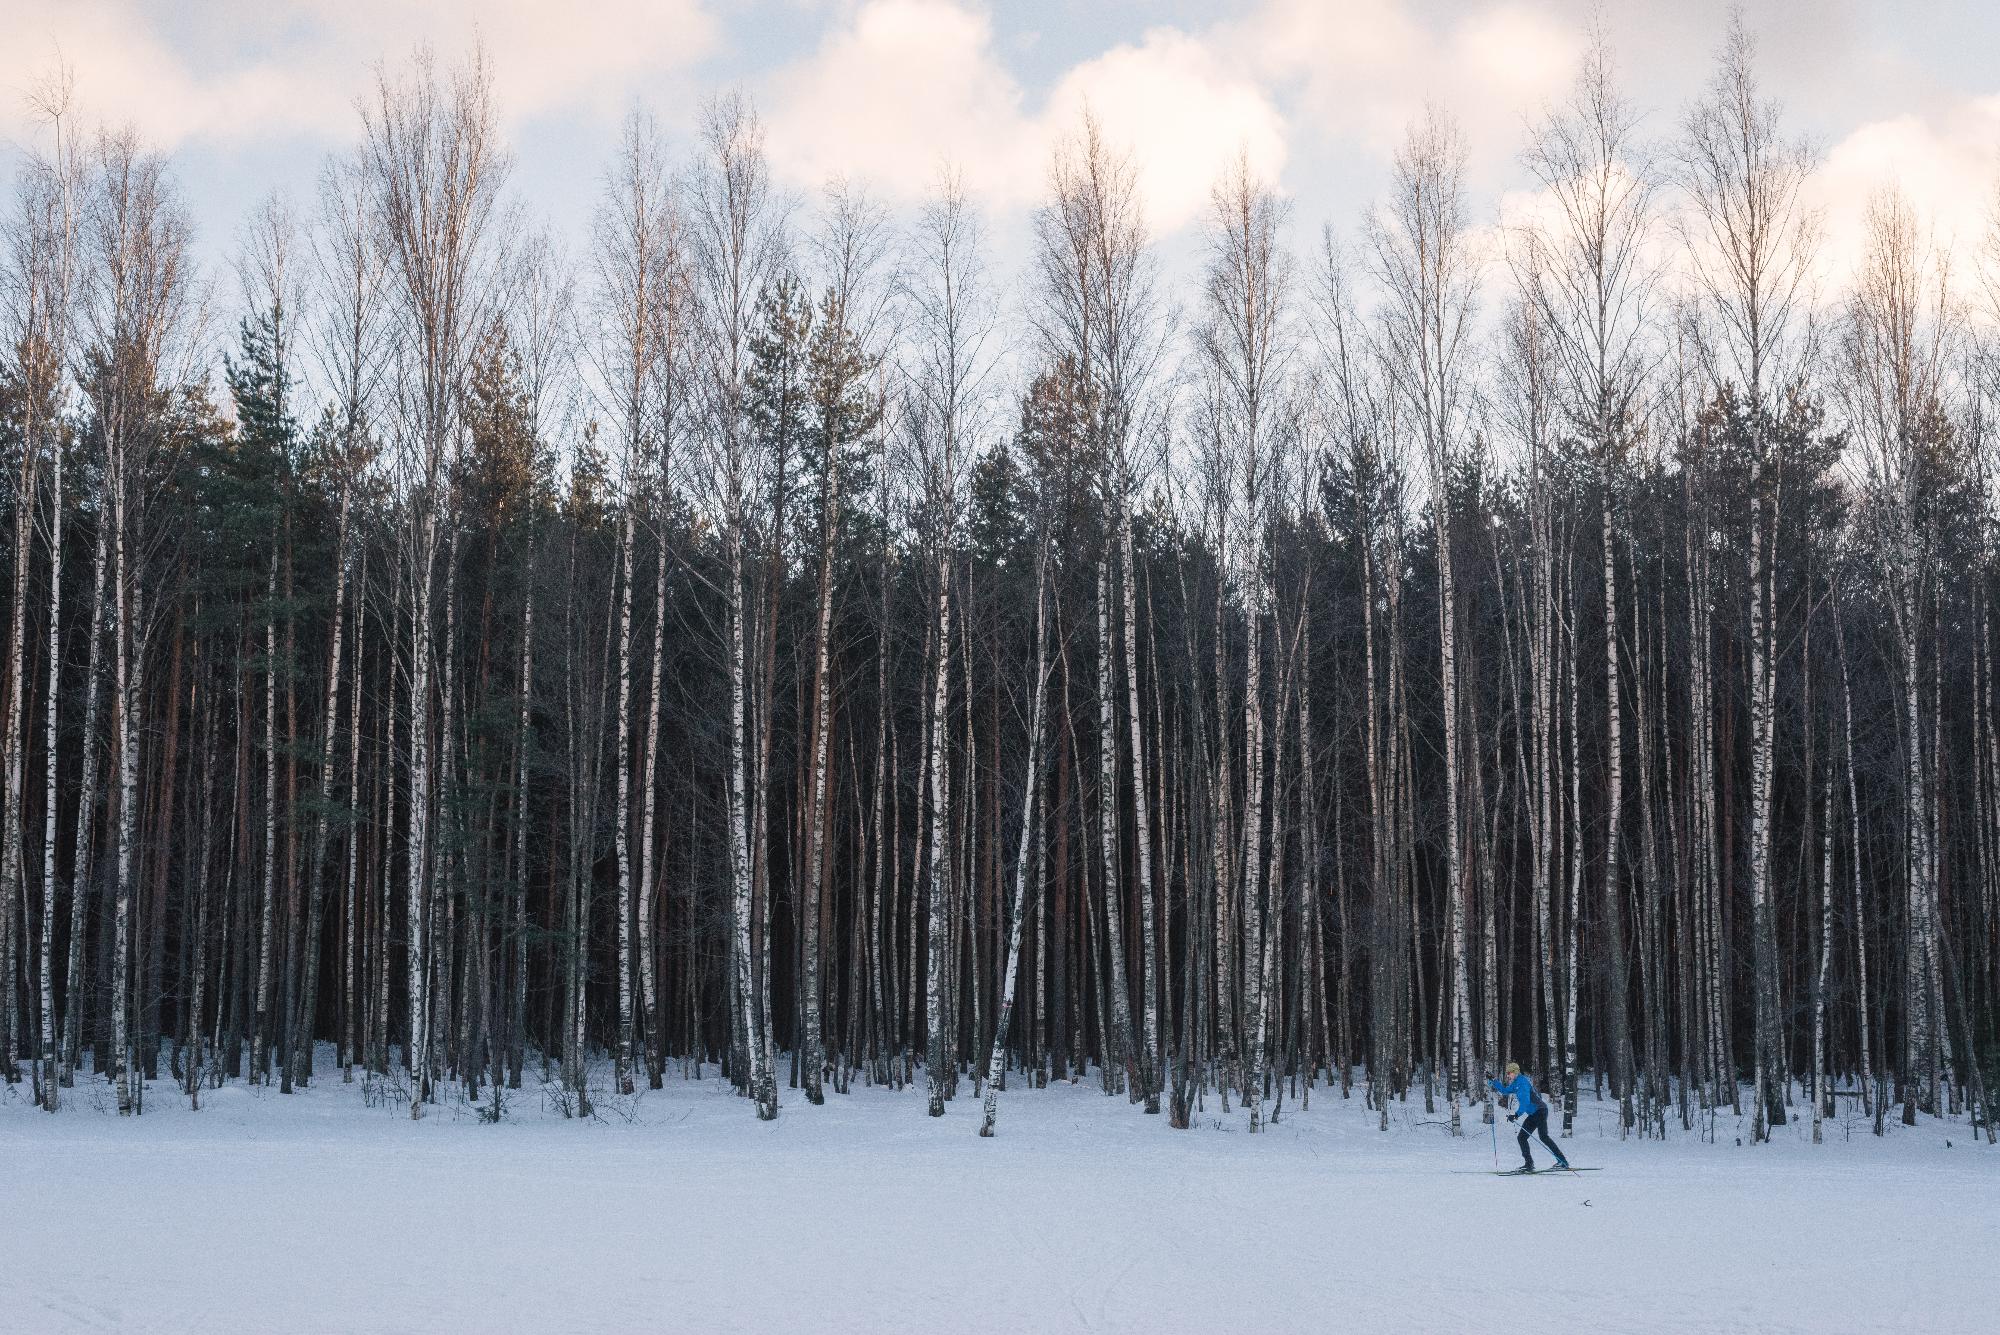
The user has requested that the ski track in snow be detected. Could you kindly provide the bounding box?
[2,1054,1995,1334]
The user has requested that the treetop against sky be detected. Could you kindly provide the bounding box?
[4,1,1998,296]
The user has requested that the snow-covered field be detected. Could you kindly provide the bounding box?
[3,1054,1994,1334]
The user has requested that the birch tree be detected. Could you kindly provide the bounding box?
[362,45,510,1116]
[978,527,1052,1136]
[590,108,675,1096]
[1202,154,1291,1129]
[798,182,887,1104]
[1370,106,1480,1135]
[79,126,200,1113]
[904,168,994,1116]
[690,91,783,1120]
[306,148,383,1083]
[2,65,81,1105]
[1837,188,1960,1122]
[1032,115,1158,1102]
[1675,14,1819,1138]
[1519,28,1660,1133]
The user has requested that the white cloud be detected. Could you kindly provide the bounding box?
[0,0,718,150]
[1046,29,1288,234]
[758,0,1036,206]
[1451,6,1585,107]
[1811,97,2000,298]
[7,0,1988,307]
[1229,0,1583,178]
[759,0,1288,233]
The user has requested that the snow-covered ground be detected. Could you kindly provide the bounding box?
[3,1053,1994,1334]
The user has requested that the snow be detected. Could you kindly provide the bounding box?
[3,1054,1995,1334]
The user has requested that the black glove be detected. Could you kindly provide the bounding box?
[1506,1113,1518,1123]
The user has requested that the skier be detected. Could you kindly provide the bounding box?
[1488,1061,1569,1173]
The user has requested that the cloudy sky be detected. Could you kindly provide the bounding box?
[3,0,1997,298]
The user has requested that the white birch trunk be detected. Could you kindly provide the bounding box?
[726,535,774,1118]
[0,432,35,1081]
[637,521,667,1087]
[1439,489,1472,1137]
[111,451,141,1113]
[1746,455,1778,1139]
[925,564,953,1117]
[342,548,366,1081]
[1562,613,1584,1132]
[37,437,62,1108]
[295,487,352,1086]
[510,547,535,1088]
[982,546,1052,1136]
[1094,548,1135,1098]
[62,514,108,1086]
[1241,561,1268,1130]
[1601,497,1633,1132]
[1835,613,1872,1113]
[1118,493,1161,1113]
[251,549,280,1082]
[800,501,838,1105]
[406,513,436,1117]
[1813,751,1833,1142]
[613,496,636,1095]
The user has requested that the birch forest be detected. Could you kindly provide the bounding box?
[7,20,2000,1148]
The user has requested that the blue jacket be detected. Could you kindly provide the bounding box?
[1489,1072,1543,1118]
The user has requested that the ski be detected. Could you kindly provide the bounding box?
[1453,1166,1602,1176]
[1509,1166,1601,1175]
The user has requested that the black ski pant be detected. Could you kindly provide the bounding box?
[1518,1107,1564,1168]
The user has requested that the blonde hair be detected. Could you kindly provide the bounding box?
[1505,1061,1521,1076]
